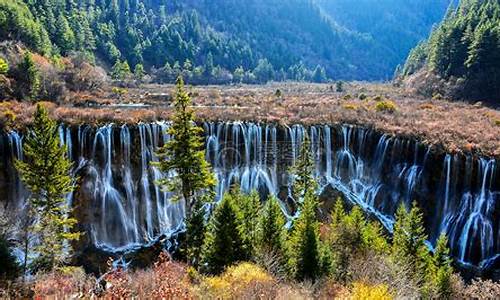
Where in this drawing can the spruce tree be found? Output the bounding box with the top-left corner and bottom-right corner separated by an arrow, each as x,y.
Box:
287,190 -> 321,281
14,104 -> 79,271
54,14 -> 76,55
289,134 -> 317,207
111,59 -> 132,81
184,200 -> 207,268
391,202 -> 431,286
154,77 -> 215,266
430,234 -> 453,298
200,193 -> 246,274
134,63 -> 145,81
154,77 -> 215,217
257,195 -> 287,256
312,65 -> 327,83
18,52 -> 41,101
233,189 -> 261,257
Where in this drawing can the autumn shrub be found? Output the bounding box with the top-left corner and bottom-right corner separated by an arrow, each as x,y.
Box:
316,279 -> 350,299
374,100 -> 397,113
0,58 -> 9,75
342,103 -> 358,110
349,282 -> 393,300
347,252 -> 419,299
195,262 -> 276,299
32,267 -> 96,298
455,278 -> 500,299
104,252 -> 192,299
0,108 -> 16,128
63,58 -> 107,92
419,103 -> 435,110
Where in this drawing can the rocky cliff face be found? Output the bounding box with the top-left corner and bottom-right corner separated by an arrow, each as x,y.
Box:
0,122 -> 498,272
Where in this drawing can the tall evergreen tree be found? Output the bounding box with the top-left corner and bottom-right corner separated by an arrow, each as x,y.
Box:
200,192 -> 247,274
54,14 -> 75,55
257,195 -> 287,256
328,198 -> 388,281
287,190 -> 322,281
154,77 -> 215,216
233,189 -> 261,256
429,234 -> 453,298
14,104 -> 79,271
154,77 -> 215,265
18,52 -> 41,101
391,202 -> 431,286
184,200 -> 207,268
289,134 -> 317,207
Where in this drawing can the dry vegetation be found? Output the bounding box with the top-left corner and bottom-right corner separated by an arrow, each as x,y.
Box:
2,253 -> 499,300
1,82 -> 499,157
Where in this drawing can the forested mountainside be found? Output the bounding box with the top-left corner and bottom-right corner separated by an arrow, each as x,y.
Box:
400,0 -> 500,105
317,0 -> 455,77
0,0 -> 449,83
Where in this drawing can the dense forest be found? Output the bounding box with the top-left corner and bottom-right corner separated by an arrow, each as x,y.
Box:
0,0 -> 449,84
317,0 -> 455,78
400,0 -> 500,104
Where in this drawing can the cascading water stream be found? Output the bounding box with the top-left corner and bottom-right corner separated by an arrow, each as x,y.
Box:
0,122 -> 498,269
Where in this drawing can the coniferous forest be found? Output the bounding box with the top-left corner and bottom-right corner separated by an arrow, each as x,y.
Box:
0,0 -> 500,299
0,0 -> 450,84
400,0 -> 500,103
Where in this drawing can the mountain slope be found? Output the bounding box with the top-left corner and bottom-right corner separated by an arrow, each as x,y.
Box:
401,0 -> 500,105
0,0 -> 452,82
317,0 -> 455,78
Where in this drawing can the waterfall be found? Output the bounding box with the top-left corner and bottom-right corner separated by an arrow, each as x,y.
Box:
1,122 -> 498,269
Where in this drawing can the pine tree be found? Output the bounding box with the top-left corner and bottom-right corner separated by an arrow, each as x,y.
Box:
111,59 -> 131,81
328,199 -> 388,281
289,134 -> 317,207
184,200 -> 207,268
312,65 -> 327,83
55,15 -> 76,55
430,234 -> 453,298
336,81 -> 344,92
233,66 -> 245,83
154,77 -> 215,217
154,77 -> 215,266
14,104 -> 79,272
287,190 -> 321,281
257,195 -> 287,256
362,220 -> 389,255
18,52 -> 41,101
204,52 -> 214,78
134,63 -> 145,81
0,233 -> 20,281
391,202 -> 431,286
233,189 -> 261,257
200,193 -> 247,274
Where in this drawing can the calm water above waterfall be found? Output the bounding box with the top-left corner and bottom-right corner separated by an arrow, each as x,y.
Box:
0,122 -> 498,270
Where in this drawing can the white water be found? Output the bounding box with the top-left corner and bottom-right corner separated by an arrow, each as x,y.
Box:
1,122 -> 498,268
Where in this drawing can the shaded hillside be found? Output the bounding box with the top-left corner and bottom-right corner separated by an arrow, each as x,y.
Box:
0,0 -> 451,82
317,0 -> 455,78
400,0 -> 500,105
